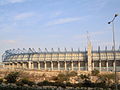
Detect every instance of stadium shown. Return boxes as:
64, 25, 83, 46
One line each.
2, 43, 120, 72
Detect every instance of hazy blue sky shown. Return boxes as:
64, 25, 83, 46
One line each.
0, 0, 120, 61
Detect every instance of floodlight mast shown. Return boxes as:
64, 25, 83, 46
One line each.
108, 14, 118, 90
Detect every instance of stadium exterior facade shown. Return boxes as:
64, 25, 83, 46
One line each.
2, 43, 120, 72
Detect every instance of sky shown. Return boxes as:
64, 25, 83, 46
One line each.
0, 0, 120, 61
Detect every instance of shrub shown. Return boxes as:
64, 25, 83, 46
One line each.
0, 78, 3, 84
91, 69, 100, 76
20, 78, 35, 86
66, 82, 73, 87
4, 71, 20, 83
37, 80, 51, 86
67, 71, 77, 77
79, 74, 90, 80
82, 79, 92, 87
97, 73, 115, 86
16, 80, 24, 86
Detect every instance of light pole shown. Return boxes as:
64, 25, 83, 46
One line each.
108, 14, 118, 90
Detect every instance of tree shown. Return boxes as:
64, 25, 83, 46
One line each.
20, 78, 35, 86
79, 74, 90, 81
0, 78, 3, 84
96, 73, 115, 86
4, 71, 20, 83
52, 73, 69, 83
67, 71, 77, 77
91, 69, 100, 76
57, 73, 69, 83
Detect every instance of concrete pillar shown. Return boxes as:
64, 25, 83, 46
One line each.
78, 61, 80, 71
44, 62, 46, 70
28, 61, 31, 69
51, 61, 53, 70
99, 61, 101, 72
17, 63, 19, 69
106, 61, 108, 71
4, 63, 6, 69
65, 61, 66, 70
15, 62, 18, 69
9, 63, 12, 69
58, 61, 60, 70
12, 63, 15, 69
19, 63, 22, 69
87, 41, 92, 72
113, 61, 115, 71
71, 61, 73, 70
14, 63, 16, 69
92, 61, 94, 70
38, 62, 40, 70
31, 62, 34, 69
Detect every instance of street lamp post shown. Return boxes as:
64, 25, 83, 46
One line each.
108, 14, 118, 90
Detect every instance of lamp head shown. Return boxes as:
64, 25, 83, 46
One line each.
108, 22, 111, 24
115, 14, 118, 17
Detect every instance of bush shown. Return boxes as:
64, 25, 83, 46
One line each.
37, 80, 53, 86
82, 79, 92, 87
67, 71, 77, 77
54, 73, 69, 83
0, 78, 3, 84
66, 82, 73, 87
16, 80, 24, 86
20, 78, 35, 86
4, 71, 20, 83
97, 73, 115, 86
91, 69, 100, 76
79, 74, 90, 80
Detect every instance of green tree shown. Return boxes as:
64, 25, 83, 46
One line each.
4, 71, 20, 83
79, 74, 90, 81
67, 71, 77, 77
97, 73, 115, 86
19, 78, 35, 86
91, 69, 100, 76
0, 78, 3, 84
57, 73, 69, 83
52, 73, 69, 83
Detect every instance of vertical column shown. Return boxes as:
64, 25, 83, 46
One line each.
71, 61, 73, 70
38, 62, 40, 70
78, 61, 80, 71
99, 61, 101, 72
92, 61, 94, 70
11, 63, 13, 69
14, 63, 16, 69
87, 41, 92, 72
28, 61, 31, 69
4, 63, 7, 69
22, 62, 25, 69
106, 61, 108, 71
51, 61, 53, 70
17, 63, 19, 69
7, 63, 9, 69
65, 61, 66, 70
58, 61, 60, 70
113, 61, 115, 71
14, 62, 16, 69
12, 63, 15, 69
9, 63, 12, 69
44, 61, 46, 70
